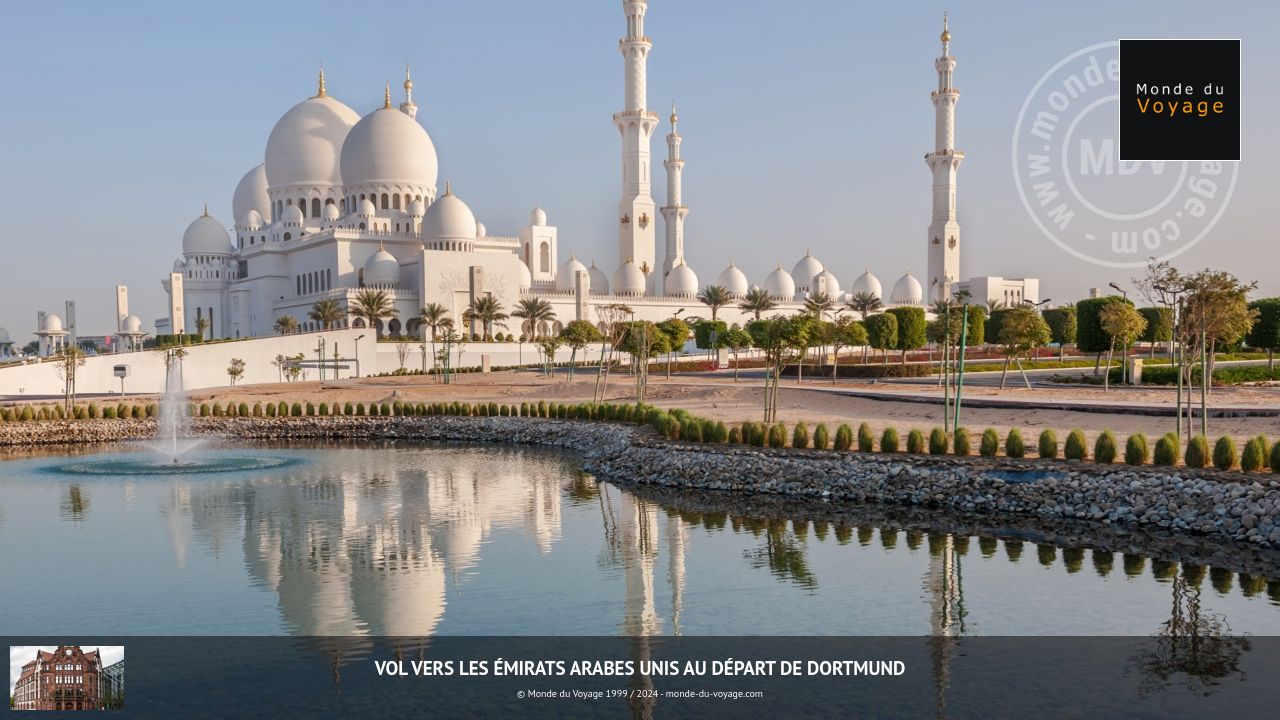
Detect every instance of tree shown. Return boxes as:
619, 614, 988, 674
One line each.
395, 341, 411, 370
829, 316, 868, 384
1099, 303, 1148, 391
1247, 298, 1280, 371
963, 304, 986, 346
1076, 296, 1130, 369
693, 319, 728, 351
194, 316, 211, 341
54, 345, 86, 413
559, 320, 603, 380
986, 298, 1005, 312
273, 315, 298, 335
697, 285, 731, 322
738, 287, 776, 320
463, 295, 508, 341
1138, 306, 1174, 358
535, 336, 562, 376
997, 306, 1052, 389
416, 303, 451, 341
887, 307, 927, 364
656, 317, 690, 378
1042, 304, 1076, 360
592, 303, 633, 403
747, 315, 809, 422
720, 325, 753, 381
512, 297, 555, 340
846, 291, 882, 320
804, 292, 835, 321
309, 299, 343, 330
864, 313, 898, 364
352, 289, 398, 336
1181, 269, 1257, 399
226, 357, 245, 386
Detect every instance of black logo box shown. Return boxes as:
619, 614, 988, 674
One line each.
1119, 39, 1240, 161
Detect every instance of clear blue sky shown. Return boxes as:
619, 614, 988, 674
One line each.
0, 0, 1274, 340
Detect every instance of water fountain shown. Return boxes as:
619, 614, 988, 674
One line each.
151, 347, 203, 465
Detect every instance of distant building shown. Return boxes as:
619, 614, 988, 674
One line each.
100, 660, 125, 710
12, 645, 103, 711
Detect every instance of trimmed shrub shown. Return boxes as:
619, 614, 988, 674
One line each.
116, 403, 127, 418
239, 402, 250, 417
291, 402, 303, 417
1125, 433, 1149, 466
834, 424, 854, 451
813, 424, 830, 450
1252, 435, 1271, 469
345, 401, 355, 415
1094, 431, 1117, 464
711, 421, 729, 443
749, 422, 766, 447
538, 400, 548, 418
792, 423, 809, 449
266, 402, 277, 417
278, 401, 289, 417
1005, 429, 1025, 459
857, 423, 875, 453
1241, 436, 1266, 472
1154, 433, 1179, 466
954, 427, 971, 456
200, 403, 211, 417
1065, 429, 1088, 461
728, 426, 742, 444
355, 402, 366, 416
979, 428, 1000, 457
318, 402, 329, 416
305, 402, 316, 416
1038, 430, 1058, 459
928, 428, 948, 455
147, 403, 159, 418
226, 403, 238, 418
88, 402, 100, 419
1271, 441, 1280, 473
381, 403, 391, 416
906, 428, 925, 454
213, 402, 226, 417
102, 406, 116, 419
1213, 436, 1237, 471
880, 427, 899, 454
768, 423, 788, 449
686, 422, 703, 443
253, 402, 264, 417
1185, 435, 1209, 468
131, 405, 144, 419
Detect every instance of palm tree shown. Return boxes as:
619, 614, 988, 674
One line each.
194, 316, 211, 341
986, 298, 1005, 312
846, 291, 882, 320
352, 288, 398, 336
309, 299, 343, 330
273, 315, 299, 335
512, 297, 556, 340
416, 303, 450, 341
804, 292, 835, 321
697, 285, 731, 322
738, 287, 776, 320
463, 295, 509, 341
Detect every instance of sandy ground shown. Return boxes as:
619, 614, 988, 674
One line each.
168, 368, 1280, 444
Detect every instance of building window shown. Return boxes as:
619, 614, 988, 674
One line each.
392, 194, 401, 210
380, 193, 389, 209
311, 198, 321, 217
539, 242, 550, 273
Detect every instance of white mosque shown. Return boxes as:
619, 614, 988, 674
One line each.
155, 4, 1037, 342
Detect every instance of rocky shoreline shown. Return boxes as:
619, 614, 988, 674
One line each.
3, 416, 1279, 555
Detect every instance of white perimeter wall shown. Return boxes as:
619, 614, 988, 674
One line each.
373, 341, 617, 375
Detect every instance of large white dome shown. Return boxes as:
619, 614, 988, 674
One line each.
715, 262, 749, 297
763, 265, 796, 300
588, 262, 610, 295
339, 106, 438, 195
665, 262, 699, 298
516, 258, 533, 290
791, 251, 825, 291
264, 94, 360, 191
363, 246, 400, 286
233, 164, 271, 225
182, 211, 232, 255
890, 271, 923, 305
612, 260, 646, 296
850, 268, 882, 298
422, 190, 477, 242
557, 256, 588, 292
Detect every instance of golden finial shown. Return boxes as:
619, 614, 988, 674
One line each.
404, 64, 413, 92
383, 80, 392, 109
941, 12, 951, 44
316, 65, 327, 98
670, 100, 678, 125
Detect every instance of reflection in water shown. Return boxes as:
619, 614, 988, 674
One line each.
60, 485, 89, 521
1136, 567, 1252, 695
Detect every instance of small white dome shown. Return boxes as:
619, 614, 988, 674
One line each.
363, 246, 400, 286
588, 262, 610, 295
264, 94, 360, 191
665, 262, 699, 298
281, 204, 304, 225
422, 190, 477, 242
123, 315, 143, 333
322, 202, 340, 221
557, 256, 588, 292
850, 268, 882, 299
715, 262, 749, 297
612, 260, 646, 296
0, 327, 9, 343
791, 250, 825, 291
40, 314, 64, 333
172, 257, 187, 270
530, 207, 547, 226
240, 209, 264, 229
814, 269, 841, 297
182, 212, 231, 255
233, 164, 271, 225
516, 258, 533, 289
340, 106, 438, 194
763, 265, 796, 300
475, 221, 487, 238
408, 199, 426, 217
357, 197, 376, 217
890, 271, 923, 305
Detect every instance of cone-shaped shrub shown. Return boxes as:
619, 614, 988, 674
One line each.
1185, 435, 1209, 468
102, 406, 116, 419
1064, 429, 1088, 461
792, 422, 809, 449
813, 423, 830, 450
321, 402, 331, 416
728, 426, 742, 444
1125, 433, 1149, 466
133, 405, 146, 419
1213, 436, 1237, 471
88, 402, 100, 419
290, 402, 302, 417
686, 422, 703, 443
928, 428, 948, 455
266, 402, 277, 417
1094, 431, 1117, 464
1241, 436, 1266, 472
1153, 433, 1179, 466
749, 422, 766, 447
226, 403, 238, 418
304, 402, 315, 416
1270, 441, 1280, 473
953, 427, 971, 456
1038, 430, 1058, 459
906, 429, 925, 454
979, 428, 1000, 457
712, 421, 729, 443
381, 403, 392, 416
276, 401, 288, 417
880, 427, 899, 453
1251, 435, 1271, 469
200, 403, 211, 417
768, 423, 788, 448
858, 423, 875, 453
341, 401, 352, 415
834, 424, 854, 451
1005, 429, 1026, 458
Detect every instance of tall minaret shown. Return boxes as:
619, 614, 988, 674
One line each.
615, 0, 659, 290
400, 64, 418, 119
926, 13, 963, 303
660, 101, 688, 291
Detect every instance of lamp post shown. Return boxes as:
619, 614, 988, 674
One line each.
354, 334, 365, 378
1153, 280, 1188, 442
1108, 283, 1131, 383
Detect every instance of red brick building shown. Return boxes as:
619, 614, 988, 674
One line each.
13, 646, 103, 711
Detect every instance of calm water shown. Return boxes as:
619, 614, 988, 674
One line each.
1, 441, 1278, 637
